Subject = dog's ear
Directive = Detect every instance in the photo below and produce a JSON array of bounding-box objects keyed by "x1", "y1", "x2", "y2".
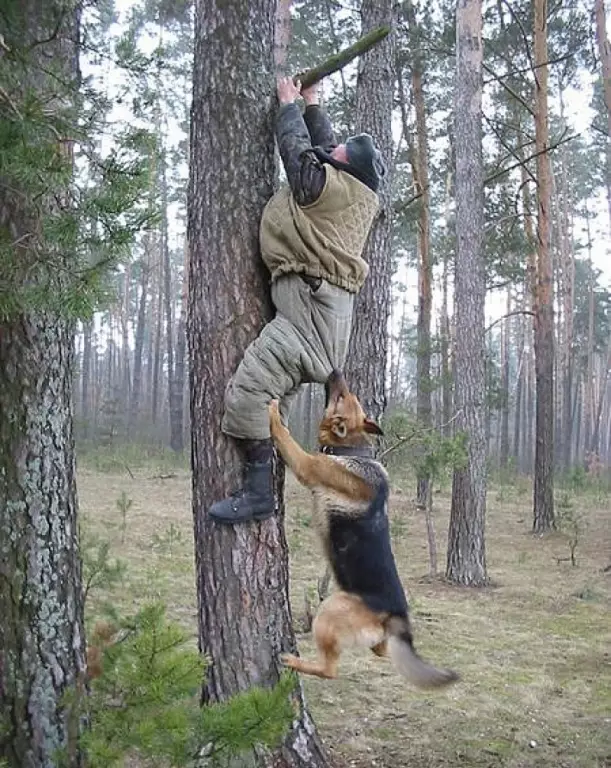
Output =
[
  {"x1": 331, "y1": 416, "x2": 347, "y2": 439},
  {"x1": 363, "y1": 418, "x2": 383, "y2": 436}
]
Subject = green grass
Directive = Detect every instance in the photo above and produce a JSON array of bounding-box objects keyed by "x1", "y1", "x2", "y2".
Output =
[{"x1": 79, "y1": 462, "x2": 611, "y2": 768}]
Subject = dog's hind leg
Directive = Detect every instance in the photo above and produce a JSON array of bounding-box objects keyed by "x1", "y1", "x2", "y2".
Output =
[
  {"x1": 281, "y1": 631, "x2": 340, "y2": 680},
  {"x1": 281, "y1": 606, "x2": 342, "y2": 679}
]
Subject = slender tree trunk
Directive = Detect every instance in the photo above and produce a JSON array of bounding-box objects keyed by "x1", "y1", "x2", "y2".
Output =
[
  {"x1": 594, "y1": 0, "x2": 611, "y2": 137},
  {"x1": 499, "y1": 290, "x2": 511, "y2": 470},
  {"x1": 344, "y1": 0, "x2": 395, "y2": 423},
  {"x1": 81, "y1": 320, "x2": 92, "y2": 439},
  {"x1": 188, "y1": 2, "x2": 327, "y2": 764},
  {"x1": 0, "y1": 3, "x2": 85, "y2": 765},
  {"x1": 441, "y1": 164, "x2": 453, "y2": 435},
  {"x1": 584, "y1": 206, "x2": 595, "y2": 460},
  {"x1": 121, "y1": 263, "x2": 131, "y2": 419},
  {"x1": 590, "y1": 336, "x2": 611, "y2": 457},
  {"x1": 446, "y1": 0, "x2": 487, "y2": 586},
  {"x1": 513, "y1": 307, "x2": 525, "y2": 469},
  {"x1": 160, "y1": 149, "x2": 181, "y2": 451},
  {"x1": 172, "y1": 238, "x2": 189, "y2": 453},
  {"x1": 129, "y1": 243, "x2": 151, "y2": 435},
  {"x1": 403, "y1": 0, "x2": 433, "y2": 505},
  {"x1": 532, "y1": 0, "x2": 555, "y2": 533},
  {"x1": 594, "y1": 0, "x2": 611, "y2": 230},
  {"x1": 151, "y1": 256, "x2": 163, "y2": 426}
]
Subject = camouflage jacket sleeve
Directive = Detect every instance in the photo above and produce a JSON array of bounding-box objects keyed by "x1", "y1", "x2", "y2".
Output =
[
  {"x1": 276, "y1": 103, "x2": 327, "y2": 207},
  {"x1": 303, "y1": 104, "x2": 337, "y2": 149}
]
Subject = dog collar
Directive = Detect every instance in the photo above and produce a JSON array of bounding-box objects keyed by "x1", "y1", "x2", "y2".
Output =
[{"x1": 319, "y1": 444, "x2": 375, "y2": 458}]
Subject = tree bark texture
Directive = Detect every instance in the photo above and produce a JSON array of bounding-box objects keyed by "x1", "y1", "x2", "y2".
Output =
[
  {"x1": 0, "y1": 3, "x2": 86, "y2": 765},
  {"x1": 532, "y1": 0, "x2": 555, "y2": 533},
  {"x1": 188, "y1": 2, "x2": 327, "y2": 765},
  {"x1": 446, "y1": 0, "x2": 488, "y2": 587},
  {"x1": 344, "y1": 0, "x2": 395, "y2": 423}
]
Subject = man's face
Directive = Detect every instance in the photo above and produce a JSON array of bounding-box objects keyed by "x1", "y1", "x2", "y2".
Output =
[{"x1": 330, "y1": 144, "x2": 348, "y2": 164}]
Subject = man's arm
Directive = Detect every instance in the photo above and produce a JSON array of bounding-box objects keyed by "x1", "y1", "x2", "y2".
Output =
[
  {"x1": 301, "y1": 83, "x2": 338, "y2": 149},
  {"x1": 276, "y1": 77, "x2": 327, "y2": 207}
]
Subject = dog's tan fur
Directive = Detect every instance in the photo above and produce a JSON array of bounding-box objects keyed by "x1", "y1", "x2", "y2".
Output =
[{"x1": 269, "y1": 372, "x2": 458, "y2": 688}]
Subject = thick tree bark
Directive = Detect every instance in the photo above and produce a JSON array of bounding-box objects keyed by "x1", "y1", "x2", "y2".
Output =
[
  {"x1": 532, "y1": 0, "x2": 555, "y2": 533},
  {"x1": 0, "y1": 3, "x2": 86, "y2": 765},
  {"x1": 188, "y1": 2, "x2": 327, "y2": 765},
  {"x1": 446, "y1": 0, "x2": 488, "y2": 586},
  {"x1": 344, "y1": 0, "x2": 395, "y2": 423}
]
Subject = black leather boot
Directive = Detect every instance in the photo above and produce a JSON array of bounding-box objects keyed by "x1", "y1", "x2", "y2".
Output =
[{"x1": 209, "y1": 439, "x2": 275, "y2": 524}]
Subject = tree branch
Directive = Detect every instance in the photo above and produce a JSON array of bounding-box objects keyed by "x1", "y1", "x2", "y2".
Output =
[
  {"x1": 485, "y1": 310, "x2": 534, "y2": 334},
  {"x1": 294, "y1": 25, "x2": 391, "y2": 88},
  {"x1": 379, "y1": 411, "x2": 463, "y2": 459},
  {"x1": 485, "y1": 130, "x2": 576, "y2": 185},
  {"x1": 482, "y1": 61, "x2": 534, "y2": 116}
]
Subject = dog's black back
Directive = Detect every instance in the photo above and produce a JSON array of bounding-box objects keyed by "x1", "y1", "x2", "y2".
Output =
[{"x1": 324, "y1": 471, "x2": 408, "y2": 618}]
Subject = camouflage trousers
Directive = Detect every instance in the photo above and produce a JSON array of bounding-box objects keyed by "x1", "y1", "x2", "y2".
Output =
[{"x1": 221, "y1": 273, "x2": 354, "y2": 440}]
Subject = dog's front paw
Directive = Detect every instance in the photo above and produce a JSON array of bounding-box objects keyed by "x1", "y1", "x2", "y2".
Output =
[
  {"x1": 280, "y1": 652, "x2": 300, "y2": 669},
  {"x1": 268, "y1": 399, "x2": 284, "y2": 436}
]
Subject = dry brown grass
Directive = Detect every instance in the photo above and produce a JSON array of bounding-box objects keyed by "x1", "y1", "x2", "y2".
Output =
[{"x1": 80, "y1": 464, "x2": 611, "y2": 768}]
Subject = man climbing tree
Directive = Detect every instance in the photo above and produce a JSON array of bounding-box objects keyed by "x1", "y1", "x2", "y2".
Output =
[{"x1": 208, "y1": 78, "x2": 387, "y2": 525}]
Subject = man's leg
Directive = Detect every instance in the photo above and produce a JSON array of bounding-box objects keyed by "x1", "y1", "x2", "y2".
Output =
[{"x1": 209, "y1": 312, "x2": 305, "y2": 524}]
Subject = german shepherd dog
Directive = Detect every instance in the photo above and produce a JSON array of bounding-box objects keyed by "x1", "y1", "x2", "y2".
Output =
[{"x1": 268, "y1": 370, "x2": 459, "y2": 688}]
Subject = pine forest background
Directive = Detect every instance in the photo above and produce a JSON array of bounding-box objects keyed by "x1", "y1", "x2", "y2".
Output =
[{"x1": 72, "y1": 0, "x2": 611, "y2": 480}]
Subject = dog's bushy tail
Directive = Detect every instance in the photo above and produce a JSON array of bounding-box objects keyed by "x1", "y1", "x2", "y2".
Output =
[{"x1": 385, "y1": 616, "x2": 459, "y2": 689}]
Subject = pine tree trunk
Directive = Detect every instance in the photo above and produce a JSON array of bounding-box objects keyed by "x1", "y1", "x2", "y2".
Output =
[
  {"x1": 344, "y1": 0, "x2": 395, "y2": 423},
  {"x1": 81, "y1": 320, "x2": 92, "y2": 439},
  {"x1": 129, "y1": 243, "x2": 151, "y2": 435},
  {"x1": 172, "y1": 239, "x2": 189, "y2": 454},
  {"x1": 590, "y1": 337, "x2": 611, "y2": 457},
  {"x1": 499, "y1": 290, "x2": 511, "y2": 470},
  {"x1": 594, "y1": 0, "x2": 611, "y2": 138},
  {"x1": 513, "y1": 307, "x2": 525, "y2": 469},
  {"x1": 532, "y1": 0, "x2": 555, "y2": 533},
  {"x1": 188, "y1": 2, "x2": 327, "y2": 765},
  {"x1": 160, "y1": 153, "x2": 181, "y2": 451},
  {"x1": 594, "y1": 0, "x2": 611, "y2": 230},
  {"x1": 121, "y1": 263, "x2": 132, "y2": 419},
  {"x1": 446, "y1": 0, "x2": 487, "y2": 586},
  {"x1": 151, "y1": 254, "x2": 163, "y2": 426},
  {"x1": 441, "y1": 165, "x2": 453, "y2": 435},
  {"x1": 584, "y1": 208, "x2": 595, "y2": 460},
  {"x1": 403, "y1": 0, "x2": 433, "y2": 504},
  {"x1": 0, "y1": 3, "x2": 85, "y2": 764}
]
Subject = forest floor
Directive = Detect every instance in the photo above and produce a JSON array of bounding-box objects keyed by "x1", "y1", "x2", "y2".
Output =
[{"x1": 79, "y1": 453, "x2": 611, "y2": 768}]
